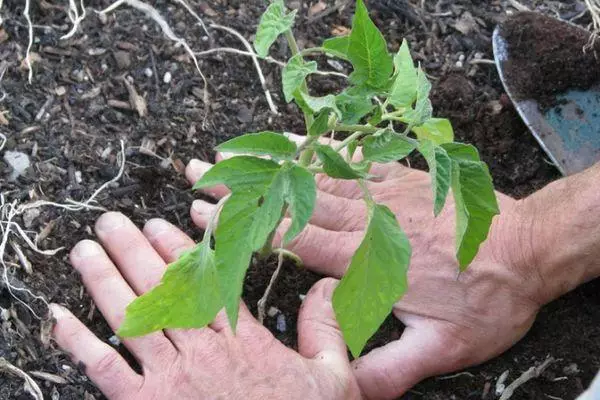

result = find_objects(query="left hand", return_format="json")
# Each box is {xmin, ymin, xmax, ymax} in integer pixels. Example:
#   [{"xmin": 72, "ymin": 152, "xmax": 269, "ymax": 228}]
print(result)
[{"xmin": 51, "ymin": 212, "xmax": 361, "ymax": 400}]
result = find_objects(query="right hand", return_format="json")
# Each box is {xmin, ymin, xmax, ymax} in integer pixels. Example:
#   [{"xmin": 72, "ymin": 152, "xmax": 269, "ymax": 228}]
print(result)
[{"xmin": 186, "ymin": 133, "xmax": 544, "ymax": 399}]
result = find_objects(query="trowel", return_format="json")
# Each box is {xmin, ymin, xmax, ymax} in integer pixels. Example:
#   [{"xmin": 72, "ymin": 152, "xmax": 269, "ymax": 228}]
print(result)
[{"xmin": 493, "ymin": 12, "xmax": 600, "ymax": 176}]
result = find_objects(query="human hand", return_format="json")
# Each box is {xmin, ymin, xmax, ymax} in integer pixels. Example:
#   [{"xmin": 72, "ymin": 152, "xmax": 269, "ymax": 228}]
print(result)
[
  {"xmin": 187, "ymin": 133, "xmax": 544, "ymax": 399},
  {"xmin": 50, "ymin": 212, "xmax": 361, "ymax": 400}
]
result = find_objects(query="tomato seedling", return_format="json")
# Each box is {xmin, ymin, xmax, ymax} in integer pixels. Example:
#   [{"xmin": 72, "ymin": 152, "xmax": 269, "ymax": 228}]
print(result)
[{"xmin": 118, "ymin": 0, "xmax": 499, "ymax": 358}]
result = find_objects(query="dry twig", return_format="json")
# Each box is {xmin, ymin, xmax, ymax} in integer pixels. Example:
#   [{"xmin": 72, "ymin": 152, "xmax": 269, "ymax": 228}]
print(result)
[
  {"xmin": 499, "ymin": 357, "xmax": 555, "ymax": 400},
  {"xmin": 0, "ymin": 357, "xmax": 43, "ymax": 400}
]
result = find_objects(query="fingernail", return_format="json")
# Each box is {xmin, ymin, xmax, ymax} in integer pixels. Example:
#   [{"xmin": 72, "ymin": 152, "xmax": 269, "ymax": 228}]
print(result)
[
  {"xmin": 96, "ymin": 212, "xmax": 126, "ymax": 233},
  {"xmin": 192, "ymin": 200, "xmax": 216, "ymax": 216},
  {"xmin": 144, "ymin": 219, "xmax": 171, "ymax": 239},
  {"xmin": 72, "ymin": 240, "xmax": 102, "ymax": 258},
  {"xmin": 49, "ymin": 303, "xmax": 66, "ymax": 320}
]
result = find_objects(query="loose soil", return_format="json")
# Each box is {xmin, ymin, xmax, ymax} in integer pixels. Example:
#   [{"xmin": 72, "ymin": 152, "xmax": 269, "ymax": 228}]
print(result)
[
  {"xmin": 0, "ymin": 1, "xmax": 598, "ymax": 399},
  {"xmin": 500, "ymin": 12, "xmax": 600, "ymax": 109}
]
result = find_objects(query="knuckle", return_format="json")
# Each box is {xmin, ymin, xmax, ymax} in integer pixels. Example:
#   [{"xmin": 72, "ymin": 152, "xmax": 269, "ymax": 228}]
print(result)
[{"xmin": 89, "ymin": 350, "xmax": 123, "ymax": 378}]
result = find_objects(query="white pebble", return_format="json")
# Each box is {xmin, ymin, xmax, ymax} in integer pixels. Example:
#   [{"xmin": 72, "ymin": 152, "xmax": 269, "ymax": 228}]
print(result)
[
  {"xmin": 108, "ymin": 335, "xmax": 121, "ymax": 346},
  {"xmin": 458, "ymin": 54, "xmax": 466, "ymax": 62},
  {"xmin": 144, "ymin": 68, "xmax": 153, "ymax": 78},
  {"xmin": 75, "ymin": 170, "xmax": 83, "ymax": 184},
  {"xmin": 267, "ymin": 307, "xmax": 280, "ymax": 318},
  {"xmin": 4, "ymin": 151, "xmax": 30, "ymax": 181},
  {"xmin": 163, "ymin": 71, "xmax": 172, "ymax": 84},
  {"xmin": 276, "ymin": 314, "xmax": 287, "ymax": 332}
]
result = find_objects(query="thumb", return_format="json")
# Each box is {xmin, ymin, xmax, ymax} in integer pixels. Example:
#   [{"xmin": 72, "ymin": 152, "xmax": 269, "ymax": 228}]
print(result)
[
  {"xmin": 298, "ymin": 278, "xmax": 349, "ymax": 366},
  {"xmin": 352, "ymin": 324, "xmax": 454, "ymax": 399}
]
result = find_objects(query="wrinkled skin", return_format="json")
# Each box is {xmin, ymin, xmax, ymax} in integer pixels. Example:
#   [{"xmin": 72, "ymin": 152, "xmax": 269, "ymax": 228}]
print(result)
[
  {"xmin": 187, "ymin": 134, "xmax": 542, "ymax": 399},
  {"xmin": 51, "ymin": 212, "xmax": 361, "ymax": 400}
]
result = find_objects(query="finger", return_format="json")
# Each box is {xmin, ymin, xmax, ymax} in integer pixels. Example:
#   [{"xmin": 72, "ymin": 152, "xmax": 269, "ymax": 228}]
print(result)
[
  {"xmin": 298, "ymin": 278, "xmax": 348, "ymax": 361},
  {"xmin": 275, "ymin": 220, "xmax": 361, "ymax": 277},
  {"xmin": 186, "ymin": 159, "xmax": 230, "ymax": 199},
  {"xmin": 352, "ymin": 325, "xmax": 457, "ymax": 399},
  {"xmin": 50, "ymin": 304, "xmax": 143, "ymax": 400},
  {"xmin": 190, "ymin": 199, "xmax": 217, "ymax": 230},
  {"xmin": 143, "ymin": 218, "xmax": 196, "ymax": 263},
  {"xmin": 95, "ymin": 212, "xmax": 169, "ymax": 294},
  {"xmin": 70, "ymin": 240, "xmax": 177, "ymax": 367},
  {"xmin": 311, "ymin": 191, "xmax": 368, "ymax": 231}
]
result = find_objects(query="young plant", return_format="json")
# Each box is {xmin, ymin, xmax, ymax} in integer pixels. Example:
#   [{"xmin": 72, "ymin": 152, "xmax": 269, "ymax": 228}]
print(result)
[{"xmin": 117, "ymin": 0, "xmax": 499, "ymax": 357}]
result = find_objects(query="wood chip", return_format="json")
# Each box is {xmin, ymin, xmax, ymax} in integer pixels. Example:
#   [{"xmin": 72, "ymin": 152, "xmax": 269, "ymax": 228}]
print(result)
[
  {"xmin": 0, "ymin": 110, "xmax": 8, "ymax": 126},
  {"xmin": 122, "ymin": 78, "xmax": 147, "ymax": 117},
  {"xmin": 29, "ymin": 371, "xmax": 68, "ymax": 384},
  {"xmin": 308, "ymin": 1, "xmax": 327, "ymax": 17}
]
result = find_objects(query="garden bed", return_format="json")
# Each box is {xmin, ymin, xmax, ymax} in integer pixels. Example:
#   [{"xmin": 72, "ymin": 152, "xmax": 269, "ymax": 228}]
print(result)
[{"xmin": 0, "ymin": 1, "xmax": 598, "ymax": 399}]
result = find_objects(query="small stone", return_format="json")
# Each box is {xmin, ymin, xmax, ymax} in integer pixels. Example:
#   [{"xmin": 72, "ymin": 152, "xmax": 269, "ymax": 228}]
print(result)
[
  {"xmin": 108, "ymin": 335, "xmax": 121, "ymax": 346},
  {"xmin": 563, "ymin": 363, "xmax": 580, "ymax": 375},
  {"xmin": 163, "ymin": 71, "xmax": 172, "ymax": 84},
  {"xmin": 237, "ymin": 105, "xmax": 253, "ymax": 123},
  {"xmin": 298, "ymin": 294, "xmax": 306, "ymax": 301},
  {"xmin": 98, "ymin": 12, "xmax": 108, "ymax": 24},
  {"xmin": 75, "ymin": 170, "xmax": 83, "ymax": 184},
  {"xmin": 0, "ymin": 307, "xmax": 10, "ymax": 321},
  {"xmin": 114, "ymin": 51, "xmax": 132, "ymax": 69},
  {"xmin": 276, "ymin": 314, "xmax": 287, "ymax": 332},
  {"xmin": 458, "ymin": 54, "xmax": 466, "ymax": 62},
  {"xmin": 4, "ymin": 151, "xmax": 30, "ymax": 181},
  {"xmin": 22, "ymin": 208, "xmax": 40, "ymax": 229},
  {"xmin": 55, "ymin": 86, "xmax": 67, "ymax": 96},
  {"xmin": 267, "ymin": 307, "xmax": 280, "ymax": 318},
  {"xmin": 144, "ymin": 67, "xmax": 153, "ymax": 78}
]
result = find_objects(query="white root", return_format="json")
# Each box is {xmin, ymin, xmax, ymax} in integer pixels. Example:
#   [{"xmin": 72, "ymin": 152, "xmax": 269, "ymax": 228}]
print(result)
[
  {"xmin": 0, "ymin": 141, "xmax": 126, "ymax": 320},
  {"xmin": 210, "ymin": 23, "xmax": 279, "ymax": 115},
  {"xmin": 0, "ymin": 133, "xmax": 6, "ymax": 152},
  {"xmin": 498, "ymin": 357, "xmax": 555, "ymax": 400},
  {"xmin": 585, "ymin": 0, "xmax": 600, "ymax": 51},
  {"xmin": 173, "ymin": 0, "xmax": 210, "ymax": 38},
  {"xmin": 96, "ymin": 0, "xmax": 209, "ymax": 105},
  {"xmin": 23, "ymin": 0, "xmax": 34, "ymax": 83},
  {"xmin": 61, "ymin": 0, "xmax": 87, "ymax": 40},
  {"xmin": 0, "ymin": 357, "xmax": 43, "ymax": 400},
  {"xmin": 257, "ymin": 250, "xmax": 284, "ymax": 324}
]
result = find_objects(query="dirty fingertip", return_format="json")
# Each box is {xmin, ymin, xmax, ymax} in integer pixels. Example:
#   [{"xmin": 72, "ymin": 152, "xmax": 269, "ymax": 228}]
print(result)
[{"xmin": 186, "ymin": 159, "xmax": 213, "ymax": 183}]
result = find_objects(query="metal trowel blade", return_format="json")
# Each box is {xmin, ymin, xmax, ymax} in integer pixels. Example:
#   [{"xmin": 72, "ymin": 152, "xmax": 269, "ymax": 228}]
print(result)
[{"xmin": 493, "ymin": 16, "xmax": 600, "ymax": 176}]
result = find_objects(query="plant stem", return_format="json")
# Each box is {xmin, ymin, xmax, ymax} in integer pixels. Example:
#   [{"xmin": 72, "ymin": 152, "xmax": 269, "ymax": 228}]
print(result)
[
  {"xmin": 257, "ymin": 205, "xmax": 288, "ymax": 260},
  {"xmin": 257, "ymin": 250, "xmax": 285, "ymax": 324},
  {"xmin": 202, "ymin": 194, "xmax": 230, "ymax": 242},
  {"xmin": 334, "ymin": 130, "xmax": 366, "ymax": 152},
  {"xmin": 335, "ymin": 124, "xmax": 379, "ymax": 134},
  {"xmin": 358, "ymin": 180, "xmax": 375, "ymax": 206}
]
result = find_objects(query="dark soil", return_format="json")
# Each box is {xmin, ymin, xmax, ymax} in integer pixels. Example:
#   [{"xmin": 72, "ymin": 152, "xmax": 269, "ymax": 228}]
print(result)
[
  {"xmin": 0, "ymin": 1, "xmax": 598, "ymax": 399},
  {"xmin": 500, "ymin": 12, "xmax": 600, "ymax": 108}
]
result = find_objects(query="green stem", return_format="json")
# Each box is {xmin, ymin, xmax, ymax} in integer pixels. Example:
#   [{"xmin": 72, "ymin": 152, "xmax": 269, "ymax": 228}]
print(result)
[
  {"xmin": 258, "ymin": 205, "xmax": 288, "ymax": 260},
  {"xmin": 333, "ymin": 131, "xmax": 366, "ymax": 152},
  {"xmin": 202, "ymin": 194, "xmax": 230, "ymax": 243},
  {"xmin": 358, "ymin": 180, "xmax": 375, "ymax": 206},
  {"xmin": 335, "ymin": 124, "xmax": 379, "ymax": 134},
  {"xmin": 273, "ymin": 248, "xmax": 304, "ymax": 267}
]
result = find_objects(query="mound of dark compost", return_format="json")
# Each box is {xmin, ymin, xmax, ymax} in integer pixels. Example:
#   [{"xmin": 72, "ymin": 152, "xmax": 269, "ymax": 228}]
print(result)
[{"xmin": 500, "ymin": 12, "xmax": 600, "ymax": 109}]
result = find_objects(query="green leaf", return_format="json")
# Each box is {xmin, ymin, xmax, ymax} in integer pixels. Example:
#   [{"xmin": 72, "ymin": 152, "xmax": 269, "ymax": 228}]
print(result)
[
  {"xmin": 309, "ymin": 110, "xmax": 332, "ymax": 137},
  {"xmin": 215, "ymin": 132, "xmax": 298, "ymax": 160},
  {"xmin": 412, "ymin": 118, "xmax": 454, "ymax": 145},
  {"xmin": 362, "ymin": 130, "xmax": 416, "ymax": 163},
  {"xmin": 193, "ymin": 156, "xmax": 281, "ymax": 192},
  {"xmin": 254, "ymin": 0, "xmax": 297, "ymax": 58},
  {"xmin": 297, "ymin": 92, "xmax": 342, "ymax": 118},
  {"xmin": 389, "ymin": 39, "xmax": 417, "ymax": 108},
  {"xmin": 118, "ymin": 240, "xmax": 222, "ymax": 337},
  {"xmin": 367, "ymin": 106, "xmax": 383, "ymax": 126},
  {"xmin": 347, "ymin": 0, "xmax": 393, "ymax": 88},
  {"xmin": 323, "ymin": 35, "xmax": 350, "ymax": 60},
  {"xmin": 347, "ymin": 139, "xmax": 359, "ymax": 160},
  {"xmin": 333, "ymin": 203, "xmax": 411, "ymax": 357},
  {"xmin": 281, "ymin": 164, "xmax": 317, "ymax": 243},
  {"xmin": 209, "ymin": 160, "xmax": 316, "ymax": 329},
  {"xmin": 443, "ymin": 143, "xmax": 499, "ymax": 270},
  {"xmin": 402, "ymin": 67, "xmax": 433, "ymax": 126},
  {"xmin": 314, "ymin": 144, "xmax": 365, "ymax": 179},
  {"xmin": 282, "ymin": 56, "xmax": 318, "ymax": 103},
  {"xmin": 335, "ymin": 88, "xmax": 374, "ymax": 125},
  {"xmin": 418, "ymin": 140, "xmax": 452, "ymax": 216}
]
